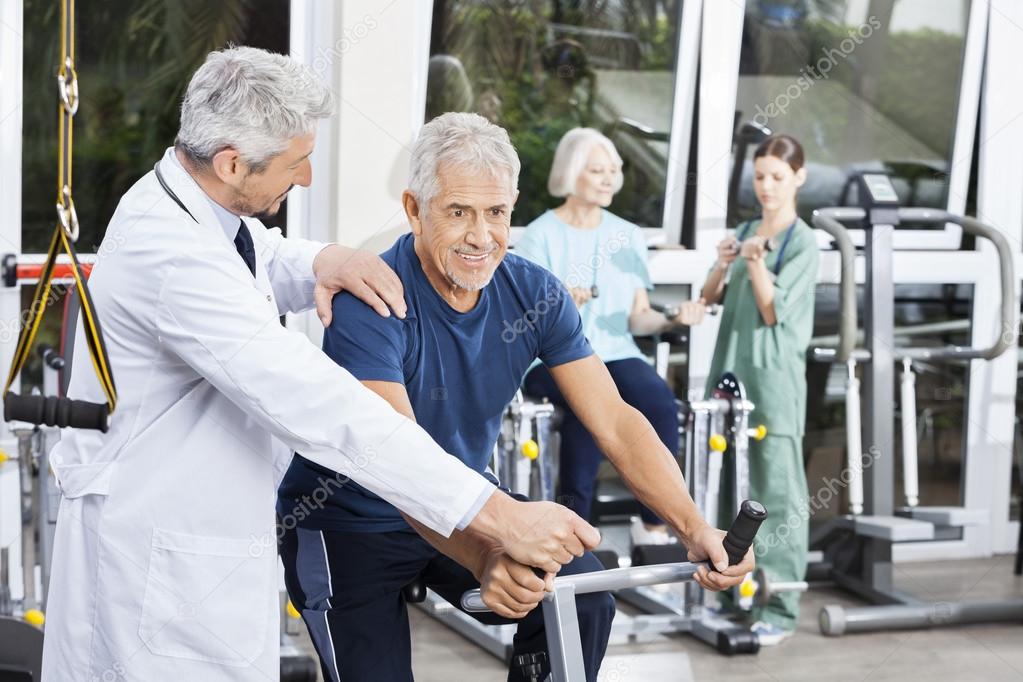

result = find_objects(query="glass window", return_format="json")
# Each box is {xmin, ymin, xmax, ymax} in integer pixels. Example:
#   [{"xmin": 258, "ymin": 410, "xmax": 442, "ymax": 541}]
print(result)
[
  {"xmin": 427, "ymin": 1, "xmax": 684, "ymax": 228},
  {"xmin": 729, "ymin": 0, "xmax": 971, "ymax": 226},
  {"xmin": 21, "ymin": 0, "xmax": 291, "ymax": 253}
]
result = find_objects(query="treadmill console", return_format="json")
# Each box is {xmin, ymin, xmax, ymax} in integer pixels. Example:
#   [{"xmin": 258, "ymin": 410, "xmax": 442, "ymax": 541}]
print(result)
[{"xmin": 859, "ymin": 173, "xmax": 899, "ymax": 206}]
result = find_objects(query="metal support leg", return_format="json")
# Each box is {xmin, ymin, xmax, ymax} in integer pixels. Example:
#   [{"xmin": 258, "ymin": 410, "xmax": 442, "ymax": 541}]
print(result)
[
  {"xmin": 900, "ymin": 358, "xmax": 919, "ymax": 507},
  {"xmin": 846, "ymin": 359, "xmax": 864, "ymax": 515},
  {"xmin": 534, "ymin": 409, "xmax": 557, "ymax": 502},
  {"xmin": 542, "ymin": 584, "xmax": 587, "ymax": 682}
]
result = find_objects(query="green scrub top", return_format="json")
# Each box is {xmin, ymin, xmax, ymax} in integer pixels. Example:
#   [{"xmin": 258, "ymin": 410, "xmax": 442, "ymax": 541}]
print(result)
[{"xmin": 705, "ymin": 218, "xmax": 820, "ymax": 437}]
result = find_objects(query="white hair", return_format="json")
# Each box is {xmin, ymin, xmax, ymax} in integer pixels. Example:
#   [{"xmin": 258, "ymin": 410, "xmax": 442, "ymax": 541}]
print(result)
[
  {"xmin": 409, "ymin": 112, "xmax": 520, "ymax": 207},
  {"xmin": 547, "ymin": 128, "xmax": 624, "ymax": 198},
  {"xmin": 176, "ymin": 46, "xmax": 333, "ymax": 173}
]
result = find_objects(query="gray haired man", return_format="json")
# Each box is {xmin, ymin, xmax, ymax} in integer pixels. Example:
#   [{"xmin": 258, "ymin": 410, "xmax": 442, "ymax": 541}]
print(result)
[
  {"xmin": 277, "ymin": 112, "xmax": 754, "ymax": 682},
  {"xmin": 42, "ymin": 48, "xmax": 598, "ymax": 681}
]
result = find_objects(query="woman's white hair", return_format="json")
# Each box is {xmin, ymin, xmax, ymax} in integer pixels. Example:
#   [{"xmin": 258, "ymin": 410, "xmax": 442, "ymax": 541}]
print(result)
[
  {"xmin": 409, "ymin": 112, "xmax": 520, "ymax": 207},
  {"xmin": 547, "ymin": 128, "xmax": 624, "ymax": 198},
  {"xmin": 176, "ymin": 46, "xmax": 333, "ymax": 173}
]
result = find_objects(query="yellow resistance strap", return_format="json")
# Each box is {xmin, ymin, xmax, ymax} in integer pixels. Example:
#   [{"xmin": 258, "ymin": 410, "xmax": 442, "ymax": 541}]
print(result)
[
  {"xmin": 2, "ymin": 0, "xmax": 116, "ymax": 415},
  {"xmin": 2, "ymin": 228, "xmax": 117, "ymax": 413}
]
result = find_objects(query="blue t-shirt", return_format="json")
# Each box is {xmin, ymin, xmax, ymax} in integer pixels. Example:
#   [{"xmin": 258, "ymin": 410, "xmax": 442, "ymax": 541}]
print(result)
[
  {"xmin": 276, "ymin": 233, "xmax": 593, "ymax": 533},
  {"xmin": 515, "ymin": 209, "xmax": 653, "ymax": 363}
]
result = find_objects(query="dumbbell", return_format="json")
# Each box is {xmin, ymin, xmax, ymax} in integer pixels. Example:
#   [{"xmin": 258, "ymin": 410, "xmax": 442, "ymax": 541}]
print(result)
[
  {"xmin": 728, "ymin": 234, "xmax": 780, "ymax": 255},
  {"xmin": 738, "ymin": 568, "xmax": 809, "ymax": 610}
]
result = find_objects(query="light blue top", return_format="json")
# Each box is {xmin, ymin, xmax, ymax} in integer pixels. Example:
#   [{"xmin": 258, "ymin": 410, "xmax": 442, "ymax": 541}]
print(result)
[{"xmin": 516, "ymin": 209, "xmax": 652, "ymax": 363}]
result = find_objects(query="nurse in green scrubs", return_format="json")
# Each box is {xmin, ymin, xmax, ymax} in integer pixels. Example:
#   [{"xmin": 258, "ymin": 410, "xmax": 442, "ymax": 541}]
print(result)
[{"xmin": 699, "ymin": 134, "xmax": 818, "ymax": 645}]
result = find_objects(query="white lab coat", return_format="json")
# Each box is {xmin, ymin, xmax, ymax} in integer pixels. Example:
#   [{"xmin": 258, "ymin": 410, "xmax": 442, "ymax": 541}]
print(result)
[{"xmin": 40, "ymin": 147, "xmax": 494, "ymax": 681}]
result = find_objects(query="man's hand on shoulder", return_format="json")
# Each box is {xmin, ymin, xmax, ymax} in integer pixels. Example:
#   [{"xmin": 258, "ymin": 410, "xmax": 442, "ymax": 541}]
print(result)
[{"xmin": 313, "ymin": 244, "xmax": 407, "ymax": 325}]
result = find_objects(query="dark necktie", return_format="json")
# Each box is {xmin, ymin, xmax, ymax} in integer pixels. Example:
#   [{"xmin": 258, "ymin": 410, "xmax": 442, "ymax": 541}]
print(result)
[{"xmin": 234, "ymin": 219, "xmax": 256, "ymax": 277}]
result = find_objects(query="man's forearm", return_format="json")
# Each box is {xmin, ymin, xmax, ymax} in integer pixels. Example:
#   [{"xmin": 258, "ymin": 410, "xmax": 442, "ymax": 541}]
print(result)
[
  {"xmin": 403, "ymin": 513, "xmax": 498, "ymax": 581},
  {"xmin": 597, "ymin": 404, "xmax": 707, "ymax": 541}
]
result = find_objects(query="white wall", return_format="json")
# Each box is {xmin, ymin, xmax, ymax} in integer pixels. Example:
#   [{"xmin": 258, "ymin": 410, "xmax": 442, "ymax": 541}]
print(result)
[
  {"xmin": 0, "ymin": 0, "xmax": 26, "ymax": 600},
  {"xmin": 977, "ymin": 0, "xmax": 1023, "ymax": 553},
  {"xmin": 332, "ymin": 0, "xmax": 431, "ymax": 251}
]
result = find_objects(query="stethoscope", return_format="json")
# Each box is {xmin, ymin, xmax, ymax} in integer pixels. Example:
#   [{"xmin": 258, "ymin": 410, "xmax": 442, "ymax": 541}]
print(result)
[{"xmin": 154, "ymin": 160, "xmax": 200, "ymax": 224}]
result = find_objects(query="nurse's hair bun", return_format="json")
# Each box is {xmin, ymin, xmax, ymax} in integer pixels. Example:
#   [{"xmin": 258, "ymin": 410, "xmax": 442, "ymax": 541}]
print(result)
[{"xmin": 753, "ymin": 134, "xmax": 805, "ymax": 172}]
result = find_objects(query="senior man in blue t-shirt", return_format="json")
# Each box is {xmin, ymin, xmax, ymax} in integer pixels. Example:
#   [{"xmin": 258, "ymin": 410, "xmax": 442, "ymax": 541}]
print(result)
[{"xmin": 277, "ymin": 112, "xmax": 754, "ymax": 682}]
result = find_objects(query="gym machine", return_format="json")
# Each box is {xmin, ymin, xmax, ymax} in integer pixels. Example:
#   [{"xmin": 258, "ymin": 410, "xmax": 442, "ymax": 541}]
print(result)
[
  {"xmin": 809, "ymin": 172, "xmax": 1023, "ymax": 635},
  {"xmin": 607, "ymin": 373, "xmax": 789, "ymax": 656},
  {"xmin": 416, "ymin": 374, "xmax": 803, "ymax": 660},
  {"xmin": 460, "ymin": 500, "xmax": 768, "ymax": 682}
]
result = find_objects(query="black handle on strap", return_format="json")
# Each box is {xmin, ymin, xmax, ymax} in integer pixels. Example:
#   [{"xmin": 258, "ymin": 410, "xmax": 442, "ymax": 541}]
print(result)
[
  {"xmin": 4, "ymin": 392, "xmax": 109, "ymax": 432},
  {"xmin": 722, "ymin": 500, "xmax": 768, "ymax": 566}
]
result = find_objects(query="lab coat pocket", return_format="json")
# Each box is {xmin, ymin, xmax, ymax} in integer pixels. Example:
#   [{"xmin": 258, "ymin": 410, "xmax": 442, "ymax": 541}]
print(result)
[{"xmin": 138, "ymin": 528, "xmax": 270, "ymax": 666}]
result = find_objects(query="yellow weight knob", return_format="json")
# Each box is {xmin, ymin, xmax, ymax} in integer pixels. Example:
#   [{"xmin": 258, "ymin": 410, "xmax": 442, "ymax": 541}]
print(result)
[
  {"xmin": 0, "ymin": 450, "xmax": 8, "ymax": 465},
  {"xmin": 708, "ymin": 434, "xmax": 727, "ymax": 452},
  {"xmin": 286, "ymin": 601, "xmax": 301, "ymax": 619},
  {"xmin": 521, "ymin": 440, "xmax": 539, "ymax": 460},
  {"xmin": 738, "ymin": 578, "xmax": 757, "ymax": 599},
  {"xmin": 24, "ymin": 609, "xmax": 45, "ymax": 627},
  {"xmin": 751, "ymin": 424, "xmax": 767, "ymax": 441}
]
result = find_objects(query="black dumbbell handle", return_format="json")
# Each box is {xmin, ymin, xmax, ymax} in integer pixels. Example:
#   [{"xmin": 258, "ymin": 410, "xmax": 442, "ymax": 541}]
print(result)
[
  {"xmin": 4, "ymin": 392, "xmax": 109, "ymax": 432},
  {"xmin": 722, "ymin": 500, "xmax": 768, "ymax": 565}
]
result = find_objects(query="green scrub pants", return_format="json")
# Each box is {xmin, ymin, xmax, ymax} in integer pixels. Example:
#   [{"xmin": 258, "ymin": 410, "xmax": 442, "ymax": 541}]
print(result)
[{"xmin": 719, "ymin": 433, "xmax": 808, "ymax": 630}]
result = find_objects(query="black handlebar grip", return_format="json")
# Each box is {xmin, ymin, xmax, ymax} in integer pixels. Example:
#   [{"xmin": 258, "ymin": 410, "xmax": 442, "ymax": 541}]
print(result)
[
  {"xmin": 722, "ymin": 500, "xmax": 768, "ymax": 566},
  {"xmin": 4, "ymin": 392, "xmax": 110, "ymax": 432}
]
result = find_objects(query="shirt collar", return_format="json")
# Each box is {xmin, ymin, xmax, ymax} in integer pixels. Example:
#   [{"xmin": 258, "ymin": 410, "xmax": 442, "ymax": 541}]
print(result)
[{"xmin": 168, "ymin": 149, "xmax": 243, "ymax": 243}]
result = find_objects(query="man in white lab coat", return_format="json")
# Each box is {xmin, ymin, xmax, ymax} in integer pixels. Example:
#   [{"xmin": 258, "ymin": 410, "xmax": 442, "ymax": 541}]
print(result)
[{"xmin": 40, "ymin": 46, "xmax": 598, "ymax": 681}]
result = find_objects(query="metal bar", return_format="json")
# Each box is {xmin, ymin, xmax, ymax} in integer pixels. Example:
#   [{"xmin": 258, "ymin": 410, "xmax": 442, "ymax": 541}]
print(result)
[
  {"xmin": 898, "ymin": 210, "xmax": 1014, "ymax": 360},
  {"xmin": 16, "ymin": 431, "xmax": 35, "ymax": 610},
  {"xmin": 899, "ymin": 358, "xmax": 919, "ymax": 508},
  {"xmin": 462, "ymin": 562, "xmax": 706, "ymax": 613},
  {"xmin": 535, "ymin": 411, "xmax": 556, "ymax": 502},
  {"xmin": 688, "ymin": 398, "xmax": 754, "ymax": 414},
  {"xmin": 810, "ymin": 318, "xmax": 971, "ymax": 348},
  {"xmin": 815, "ymin": 207, "xmax": 867, "ymax": 222},
  {"xmin": 543, "ymin": 584, "xmax": 587, "ymax": 682},
  {"xmin": 545, "ymin": 563, "xmax": 704, "ymax": 597},
  {"xmin": 821, "ymin": 599, "xmax": 1023, "ymax": 636},
  {"xmin": 811, "ymin": 210, "xmax": 858, "ymax": 362},
  {"xmin": 846, "ymin": 359, "xmax": 864, "ymax": 515},
  {"xmin": 732, "ymin": 399, "xmax": 750, "ymax": 520},
  {"xmin": 863, "ymin": 213, "xmax": 896, "ymax": 592}
]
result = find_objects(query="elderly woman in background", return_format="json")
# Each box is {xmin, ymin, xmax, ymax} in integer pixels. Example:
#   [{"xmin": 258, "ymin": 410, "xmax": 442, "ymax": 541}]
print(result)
[{"xmin": 516, "ymin": 128, "xmax": 703, "ymax": 546}]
